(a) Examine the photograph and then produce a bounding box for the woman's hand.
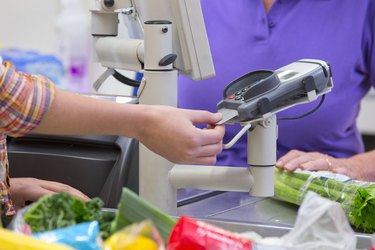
[10,178,90,210]
[276,149,336,172]
[275,149,375,181]
[137,106,225,165]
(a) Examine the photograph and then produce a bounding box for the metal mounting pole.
[248,114,277,196]
[138,20,178,215]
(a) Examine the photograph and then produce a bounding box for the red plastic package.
[167,216,253,250]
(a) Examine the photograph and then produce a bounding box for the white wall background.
[0,1,59,54]
[0,0,134,96]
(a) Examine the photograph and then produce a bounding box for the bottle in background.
[55,0,91,93]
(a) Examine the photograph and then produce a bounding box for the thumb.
[187,110,222,125]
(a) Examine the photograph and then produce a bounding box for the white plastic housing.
[169,165,253,192]
[144,22,173,70]
[95,37,143,71]
[131,0,215,80]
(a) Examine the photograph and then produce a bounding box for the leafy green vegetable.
[98,210,116,240]
[23,192,114,239]
[274,168,375,233]
[349,184,375,233]
[24,193,77,232]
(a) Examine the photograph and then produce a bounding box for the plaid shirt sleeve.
[0,61,55,137]
[0,59,55,216]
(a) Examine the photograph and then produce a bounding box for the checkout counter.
[7,135,373,248]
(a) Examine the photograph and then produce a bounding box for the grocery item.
[33,221,102,250]
[167,216,253,250]
[0,227,73,250]
[104,220,162,250]
[113,188,176,242]
[274,168,375,233]
[21,192,114,238]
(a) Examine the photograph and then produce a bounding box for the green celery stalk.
[277,171,351,202]
[274,170,353,212]
[113,188,177,243]
[274,169,375,233]
[285,170,361,195]
[274,175,302,205]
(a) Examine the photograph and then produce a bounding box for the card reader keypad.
[227,80,263,102]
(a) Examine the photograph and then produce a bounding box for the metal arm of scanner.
[90,0,333,215]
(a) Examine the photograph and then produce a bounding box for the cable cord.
[112,70,141,87]
[278,94,326,121]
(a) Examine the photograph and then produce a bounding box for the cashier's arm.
[33,89,225,165]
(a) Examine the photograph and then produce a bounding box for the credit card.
[216,109,239,125]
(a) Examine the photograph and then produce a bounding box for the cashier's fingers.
[276,150,334,172]
[299,158,335,171]
[275,149,308,171]
[276,149,303,168]
[38,179,91,201]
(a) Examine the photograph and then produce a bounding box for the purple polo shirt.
[178,0,375,167]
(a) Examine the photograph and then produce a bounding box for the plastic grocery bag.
[7,205,32,234]
[167,216,253,250]
[33,221,102,250]
[281,191,356,250]
[242,192,356,250]
[103,220,164,250]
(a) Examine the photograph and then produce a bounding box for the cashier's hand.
[137,107,225,165]
[10,178,90,210]
[275,149,375,181]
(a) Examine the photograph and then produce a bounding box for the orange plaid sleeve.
[0,61,55,137]
[0,60,55,216]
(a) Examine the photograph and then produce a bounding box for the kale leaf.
[23,192,113,238]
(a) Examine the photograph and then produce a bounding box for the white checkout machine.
[7,0,372,247]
